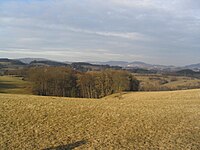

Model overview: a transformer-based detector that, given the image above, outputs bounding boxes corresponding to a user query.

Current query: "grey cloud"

[0,0,200,65]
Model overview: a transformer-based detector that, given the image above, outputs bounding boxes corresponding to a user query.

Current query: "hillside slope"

[0,76,32,94]
[1,90,200,149]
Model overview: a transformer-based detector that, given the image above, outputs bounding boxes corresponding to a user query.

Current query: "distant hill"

[0,58,26,71]
[71,62,121,72]
[94,61,129,67]
[17,58,49,64]
[1,57,200,73]
[29,60,68,67]
[127,61,156,69]
[126,68,158,74]
[0,58,26,66]
[176,69,200,76]
[185,63,200,71]
[0,58,26,75]
[163,69,200,78]
[90,61,175,70]
[127,61,152,67]
[125,61,177,70]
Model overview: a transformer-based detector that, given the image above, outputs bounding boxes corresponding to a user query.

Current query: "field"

[0,76,32,94]
[1,74,200,96]
[135,74,200,91]
[1,89,200,149]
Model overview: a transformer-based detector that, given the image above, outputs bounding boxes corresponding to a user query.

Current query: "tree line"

[9,66,140,98]
[77,70,139,98]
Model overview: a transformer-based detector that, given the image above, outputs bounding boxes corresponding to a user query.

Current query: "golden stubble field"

[1,90,200,149]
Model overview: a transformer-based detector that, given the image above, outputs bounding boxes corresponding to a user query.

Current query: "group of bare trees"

[28,67,78,97]
[27,67,139,98]
[77,70,139,98]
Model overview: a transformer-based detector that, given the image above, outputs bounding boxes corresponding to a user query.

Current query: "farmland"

[135,74,200,91]
[0,76,32,95]
[1,89,200,149]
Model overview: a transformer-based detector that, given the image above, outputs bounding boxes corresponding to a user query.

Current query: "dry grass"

[1,89,200,149]
[135,74,200,91]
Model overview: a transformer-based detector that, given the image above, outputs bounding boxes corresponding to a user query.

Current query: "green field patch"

[0,76,32,94]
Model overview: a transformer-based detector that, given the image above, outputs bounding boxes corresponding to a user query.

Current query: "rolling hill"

[185,63,200,71]
[1,89,200,149]
[0,58,26,74]
[91,61,175,70]
[1,57,200,72]
[0,76,32,94]
[29,60,69,67]
[0,58,26,66]
[17,58,49,64]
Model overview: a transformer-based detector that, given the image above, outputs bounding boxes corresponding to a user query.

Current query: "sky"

[0,0,200,66]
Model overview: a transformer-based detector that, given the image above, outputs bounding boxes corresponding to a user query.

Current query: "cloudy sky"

[0,0,200,66]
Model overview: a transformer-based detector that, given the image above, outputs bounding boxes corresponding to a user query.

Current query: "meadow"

[1,89,200,149]
[0,76,32,94]
[135,74,200,91]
